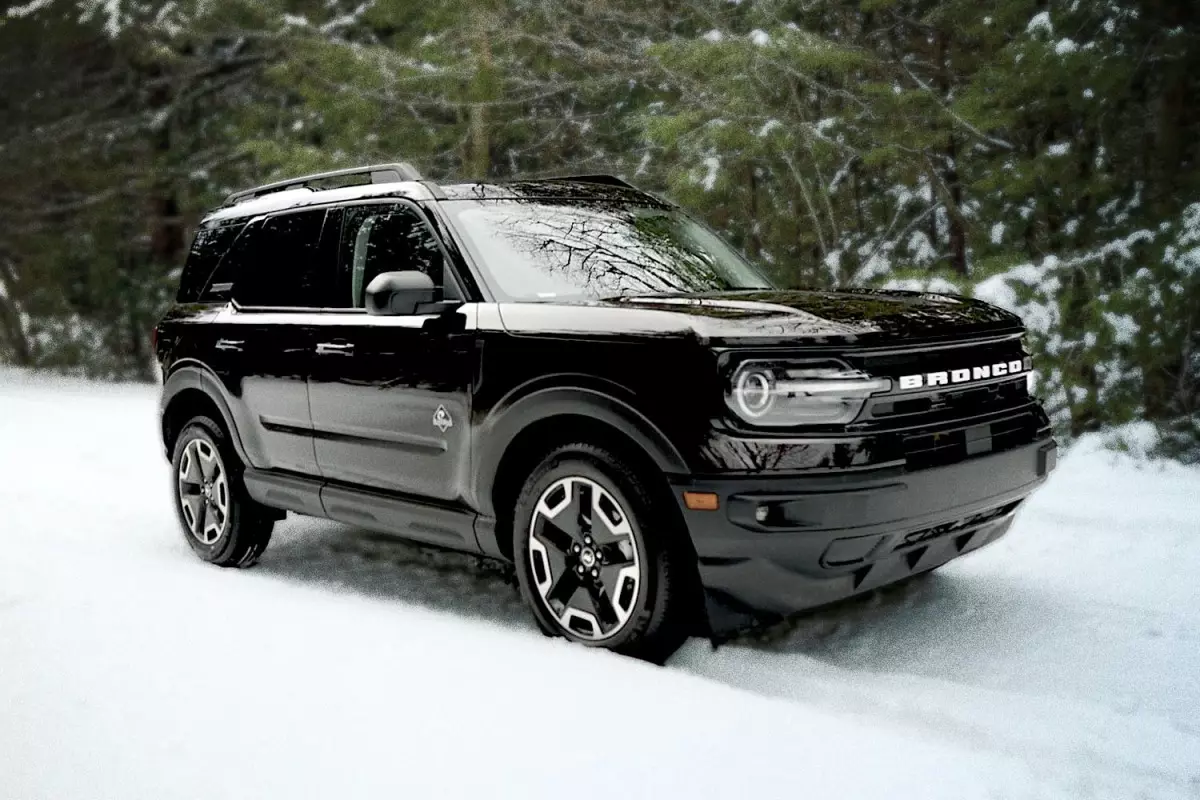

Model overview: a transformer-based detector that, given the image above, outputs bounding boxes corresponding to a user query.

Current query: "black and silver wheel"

[178,437,229,546]
[513,443,697,663]
[528,475,642,641]
[170,415,274,567]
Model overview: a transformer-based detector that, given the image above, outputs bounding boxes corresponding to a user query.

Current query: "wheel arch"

[159,362,249,465]
[474,381,690,561]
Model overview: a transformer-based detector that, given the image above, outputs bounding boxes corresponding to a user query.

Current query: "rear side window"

[230,209,339,308]
[176,222,243,303]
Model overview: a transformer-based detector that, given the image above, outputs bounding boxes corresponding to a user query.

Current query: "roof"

[201,181,434,225]
[202,167,666,226]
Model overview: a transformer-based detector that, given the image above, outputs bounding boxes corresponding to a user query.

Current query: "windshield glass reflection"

[445,200,773,301]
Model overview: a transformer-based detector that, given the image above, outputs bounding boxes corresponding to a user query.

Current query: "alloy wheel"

[178,437,229,545]
[528,475,642,641]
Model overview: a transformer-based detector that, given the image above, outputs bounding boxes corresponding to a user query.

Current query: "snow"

[906,230,937,264]
[701,156,720,191]
[1047,142,1071,157]
[5,0,52,18]
[1055,38,1079,55]
[756,119,782,138]
[1,370,1199,800]
[1027,12,1053,35]
[749,29,771,46]
[702,29,724,43]
[990,221,1006,244]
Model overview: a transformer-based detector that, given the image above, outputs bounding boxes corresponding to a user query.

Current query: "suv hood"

[496,289,1023,346]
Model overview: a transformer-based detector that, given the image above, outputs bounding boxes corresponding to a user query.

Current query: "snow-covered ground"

[1,369,1197,800]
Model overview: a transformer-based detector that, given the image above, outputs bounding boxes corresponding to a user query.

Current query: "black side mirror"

[365,271,437,316]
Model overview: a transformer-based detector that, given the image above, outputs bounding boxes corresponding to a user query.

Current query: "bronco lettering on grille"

[898,358,1028,390]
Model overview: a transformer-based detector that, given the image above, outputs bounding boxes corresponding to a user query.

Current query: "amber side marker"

[682,491,720,511]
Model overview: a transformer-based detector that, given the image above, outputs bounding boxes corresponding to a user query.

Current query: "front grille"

[841,335,1043,470]
[903,410,1040,470]
[868,377,1028,422]
[841,335,1033,435]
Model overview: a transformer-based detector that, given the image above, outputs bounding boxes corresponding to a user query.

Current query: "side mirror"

[365,271,437,316]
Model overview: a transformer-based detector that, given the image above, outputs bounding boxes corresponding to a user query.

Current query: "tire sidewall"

[513,449,668,651]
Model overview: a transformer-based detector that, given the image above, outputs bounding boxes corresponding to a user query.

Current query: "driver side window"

[339,204,448,309]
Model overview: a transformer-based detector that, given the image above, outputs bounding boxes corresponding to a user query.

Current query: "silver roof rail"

[223,162,424,206]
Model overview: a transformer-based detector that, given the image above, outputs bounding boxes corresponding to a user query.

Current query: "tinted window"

[176,222,243,302]
[444,200,771,301]
[339,204,449,308]
[231,209,337,308]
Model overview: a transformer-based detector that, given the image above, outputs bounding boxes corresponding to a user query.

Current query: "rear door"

[207,207,339,476]
[307,201,476,503]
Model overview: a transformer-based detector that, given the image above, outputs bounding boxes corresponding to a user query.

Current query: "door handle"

[316,341,354,356]
[215,339,244,352]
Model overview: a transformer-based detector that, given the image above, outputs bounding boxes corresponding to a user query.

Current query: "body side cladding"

[159,361,251,465]
[241,468,481,553]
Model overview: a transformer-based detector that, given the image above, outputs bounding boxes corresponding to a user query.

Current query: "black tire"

[169,415,274,568]
[512,442,697,664]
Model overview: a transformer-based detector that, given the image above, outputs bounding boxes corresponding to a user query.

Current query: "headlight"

[726,360,891,426]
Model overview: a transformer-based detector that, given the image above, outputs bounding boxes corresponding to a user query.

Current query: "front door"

[307,201,476,503]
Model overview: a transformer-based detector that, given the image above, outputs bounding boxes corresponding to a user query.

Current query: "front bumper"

[674,438,1058,636]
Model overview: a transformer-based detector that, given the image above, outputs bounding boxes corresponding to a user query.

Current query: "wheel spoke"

[213,477,228,514]
[574,480,593,536]
[534,518,575,553]
[585,581,618,628]
[595,537,635,567]
[192,497,208,536]
[546,567,581,606]
[181,494,203,532]
[180,444,203,485]
[198,444,217,481]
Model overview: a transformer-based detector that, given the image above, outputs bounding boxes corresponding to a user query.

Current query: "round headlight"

[735,369,775,418]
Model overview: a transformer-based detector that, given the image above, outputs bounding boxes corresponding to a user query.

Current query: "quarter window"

[176,221,243,303]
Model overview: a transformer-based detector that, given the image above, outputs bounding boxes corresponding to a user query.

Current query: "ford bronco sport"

[156,162,1057,662]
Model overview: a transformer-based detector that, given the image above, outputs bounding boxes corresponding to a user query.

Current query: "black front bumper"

[674,438,1058,636]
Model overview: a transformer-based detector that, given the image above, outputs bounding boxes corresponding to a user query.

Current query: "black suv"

[156,162,1057,662]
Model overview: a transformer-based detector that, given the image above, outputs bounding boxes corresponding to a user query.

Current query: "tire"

[512,442,697,664]
[169,414,274,568]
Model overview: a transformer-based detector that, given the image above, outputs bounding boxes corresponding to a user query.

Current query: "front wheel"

[512,443,697,664]
[170,415,274,567]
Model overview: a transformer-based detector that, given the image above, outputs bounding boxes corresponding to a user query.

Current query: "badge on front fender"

[433,404,453,433]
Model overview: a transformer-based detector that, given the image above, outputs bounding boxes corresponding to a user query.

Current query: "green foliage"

[1,0,1197,458]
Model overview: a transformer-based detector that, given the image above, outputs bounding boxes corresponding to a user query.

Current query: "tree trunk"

[0,258,33,367]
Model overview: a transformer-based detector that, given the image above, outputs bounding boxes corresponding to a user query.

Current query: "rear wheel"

[513,443,696,663]
[170,415,274,567]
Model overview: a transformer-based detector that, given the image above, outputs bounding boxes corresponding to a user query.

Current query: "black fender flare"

[159,362,250,465]
[471,379,690,518]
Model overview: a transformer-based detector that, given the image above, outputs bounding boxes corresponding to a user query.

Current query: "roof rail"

[528,174,638,190]
[223,162,424,206]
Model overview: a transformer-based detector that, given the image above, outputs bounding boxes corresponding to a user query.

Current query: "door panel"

[210,307,319,474]
[307,309,477,502]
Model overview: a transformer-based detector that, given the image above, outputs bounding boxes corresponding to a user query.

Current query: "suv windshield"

[443,200,773,301]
